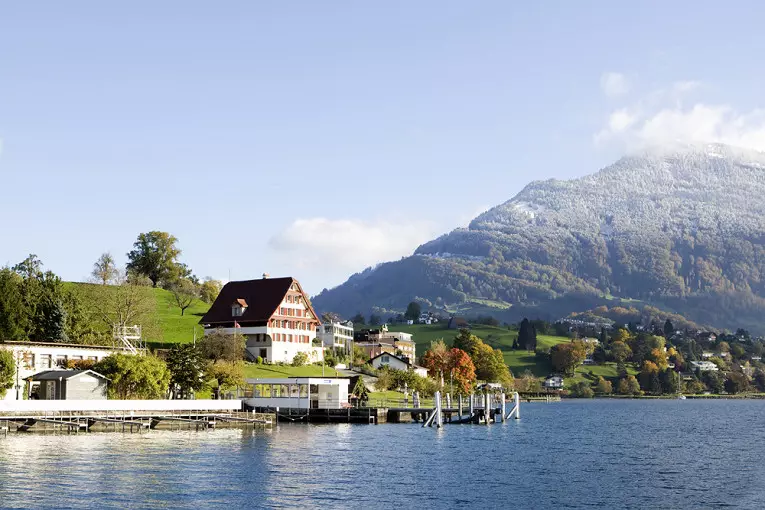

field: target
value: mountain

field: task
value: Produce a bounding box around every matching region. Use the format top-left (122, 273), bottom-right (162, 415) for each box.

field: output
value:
top-left (313, 143), bottom-right (765, 332)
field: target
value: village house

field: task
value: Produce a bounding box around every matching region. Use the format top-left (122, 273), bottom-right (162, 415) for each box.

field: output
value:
top-left (354, 326), bottom-right (416, 361)
top-left (544, 375), bottom-right (565, 390)
top-left (199, 276), bottom-right (323, 364)
top-left (369, 352), bottom-right (429, 378)
top-left (691, 361), bottom-right (719, 372)
top-left (0, 341), bottom-right (129, 401)
top-left (316, 320), bottom-right (354, 354)
top-left (448, 317), bottom-right (469, 330)
top-left (28, 370), bottom-right (109, 400)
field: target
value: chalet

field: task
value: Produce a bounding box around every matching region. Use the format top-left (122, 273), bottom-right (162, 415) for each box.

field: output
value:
top-left (690, 361), bottom-right (719, 372)
top-left (544, 375), bottom-right (564, 389)
top-left (369, 352), bottom-right (429, 377)
top-left (199, 276), bottom-right (322, 364)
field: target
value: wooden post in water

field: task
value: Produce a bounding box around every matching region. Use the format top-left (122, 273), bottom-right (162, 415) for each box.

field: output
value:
top-left (469, 393), bottom-right (474, 417)
top-left (514, 391), bottom-right (520, 419)
top-left (500, 393), bottom-right (506, 423)
top-left (458, 394), bottom-right (463, 421)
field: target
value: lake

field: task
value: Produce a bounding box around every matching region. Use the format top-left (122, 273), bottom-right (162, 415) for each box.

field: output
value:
top-left (1, 400), bottom-right (764, 509)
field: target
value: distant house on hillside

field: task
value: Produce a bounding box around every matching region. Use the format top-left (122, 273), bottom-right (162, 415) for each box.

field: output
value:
top-left (369, 352), bottom-right (429, 378)
top-left (544, 375), bottom-right (564, 389)
top-left (199, 275), bottom-right (323, 364)
top-left (448, 317), bottom-right (468, 330)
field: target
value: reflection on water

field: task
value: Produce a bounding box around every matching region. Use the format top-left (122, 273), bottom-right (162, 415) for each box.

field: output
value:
top-left (1, 400), bottom-right (765, 509)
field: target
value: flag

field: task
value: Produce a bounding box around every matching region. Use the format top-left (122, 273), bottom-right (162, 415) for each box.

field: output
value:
top-left (234, 321), bottom-right (241, 328)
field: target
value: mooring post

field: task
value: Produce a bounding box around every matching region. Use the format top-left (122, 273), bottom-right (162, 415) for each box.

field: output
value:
top-left (514, 392), bottom-right (520, 419)
top-left (458, 394), bottom-right (463, 421)
top-left (435, 391), bottom-right (442, 428)
top-left (500, 393), bottom-right (506, 423)
top-left (469, 393), bottom-right (474, 417)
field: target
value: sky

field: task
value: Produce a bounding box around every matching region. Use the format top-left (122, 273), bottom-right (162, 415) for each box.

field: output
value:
top-left (3, 1), bottom-right (765, 294)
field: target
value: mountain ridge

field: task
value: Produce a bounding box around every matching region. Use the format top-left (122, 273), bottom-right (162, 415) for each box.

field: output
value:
top-left (314, 143), bottom-right (765, 332)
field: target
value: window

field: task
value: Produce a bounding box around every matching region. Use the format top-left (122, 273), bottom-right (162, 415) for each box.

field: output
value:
top-left (232, 306), bottom-right (243, 317)
top-left (55, 355), bottom-right (67, 366)
top-left (299, 384), bottom-right (308, 398)
top-left (39, 354), bottom-right (51, 369)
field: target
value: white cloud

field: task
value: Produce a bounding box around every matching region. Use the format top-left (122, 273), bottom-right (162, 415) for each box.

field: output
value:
top-left (600, 72), bottom-right (630, 98)
top-left (268, 217), bottom-right (438, 288)
top-left (594, 79), bottom-right (765, 151)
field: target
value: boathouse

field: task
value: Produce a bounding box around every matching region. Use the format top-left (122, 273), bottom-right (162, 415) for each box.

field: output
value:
top-left (28, 370), bottom-right (109, 400)
top-left (242, 378), bottom-right (350, 410)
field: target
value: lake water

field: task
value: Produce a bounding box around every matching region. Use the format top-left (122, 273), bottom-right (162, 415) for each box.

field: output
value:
top-left (1, 400), bottom-right (764, 509)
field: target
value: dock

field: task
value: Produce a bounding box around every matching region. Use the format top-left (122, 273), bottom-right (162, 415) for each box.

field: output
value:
top-left (0, 399), bottom-right (274, 434)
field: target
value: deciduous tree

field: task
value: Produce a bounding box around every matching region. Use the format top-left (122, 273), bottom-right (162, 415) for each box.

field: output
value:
top-left (126, 231), bottom-right (183, 287)
top-left (199, 278), bottom-right (223, 304)
top-left (91, 253), bottom-right (118, 285)
top-left (0, 350), bottom-right (14, 399)
top-left (207, 360), bottom-right (245, 399)
top-left (94, 353), bottom-right (170, 399)
top-left (617, 375), bottom-right (641, 395)
top-left (404, 302), bottom-right (421, 322)
top-left (199, 329), bottom-right (245, 362)
top-left (166, 344), bottom-right (207, 399)
top-left (550, 341), bottom-right (587, 376)
top-left (170, 279), bottom-right (198, 316)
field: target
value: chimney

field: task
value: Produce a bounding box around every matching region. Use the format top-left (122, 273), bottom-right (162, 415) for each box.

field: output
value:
top-left (262, 273), bottom-right (269, 279)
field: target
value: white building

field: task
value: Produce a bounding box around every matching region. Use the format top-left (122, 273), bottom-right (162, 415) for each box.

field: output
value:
top-left (0, 341), bottom-right (129, 401)
top-left (316, 321), bottom-right (354, 353)
top-left (544, 375), bottom-right (565, 389)
top-left (691, 361), bottom-right (719, 372)
top-left (199, 276), bottom-right (323, 364)
top-left (369, 352), bottom-right (429, 378)
top-left (242, 377), bottom-right (350, 409)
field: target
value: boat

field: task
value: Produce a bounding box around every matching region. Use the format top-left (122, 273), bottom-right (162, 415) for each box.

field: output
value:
top-left (676, 395), bottom-right (686, 400)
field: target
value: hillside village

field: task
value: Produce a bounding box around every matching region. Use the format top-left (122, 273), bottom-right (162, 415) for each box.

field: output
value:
top-left (2, 231), bottom-right (765, 407)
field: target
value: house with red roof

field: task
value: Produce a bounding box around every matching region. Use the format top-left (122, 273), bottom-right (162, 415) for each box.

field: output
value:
top-left (199, 275), bottom-right (323, 364)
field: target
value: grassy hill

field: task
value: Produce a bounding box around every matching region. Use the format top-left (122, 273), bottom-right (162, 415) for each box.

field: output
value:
top-left (68, 282), bottom-right (209, 348)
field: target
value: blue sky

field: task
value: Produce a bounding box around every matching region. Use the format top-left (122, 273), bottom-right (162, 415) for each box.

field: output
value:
top-left (3, 1), bottom-right (765, 294)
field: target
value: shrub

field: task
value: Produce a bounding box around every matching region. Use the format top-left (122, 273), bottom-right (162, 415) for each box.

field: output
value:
top-left (292, 352), bottom-right (309, 367)
top-left (255, 356), bottom-right (263, 365)
top-left (569, 381), bottom-right (594, 398)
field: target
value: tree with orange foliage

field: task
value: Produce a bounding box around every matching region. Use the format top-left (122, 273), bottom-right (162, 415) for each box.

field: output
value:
top-left (447, 348), bottom-right (476, 395)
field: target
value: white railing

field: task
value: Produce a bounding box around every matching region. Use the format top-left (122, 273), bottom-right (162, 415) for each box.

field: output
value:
top-left (0, 400), bottom-right (242, 413)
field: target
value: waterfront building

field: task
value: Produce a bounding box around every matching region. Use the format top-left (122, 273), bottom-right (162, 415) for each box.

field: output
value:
top-left (242, 377), bottom-right (350, 409)
top-left (199, 276), bottom-right (323, 364)
top-left (28, 370), bottom-right (109, 400)
top-left (544, 375), bottom-right (565, 389)
top-left (0, 341), bottom-right (130, 401)
top-left (369, 352), bottom-right (428, 377)
top-left (354, 326), bottom-right (416, 361)
top-left (316, 321), bottom-right (354, 353)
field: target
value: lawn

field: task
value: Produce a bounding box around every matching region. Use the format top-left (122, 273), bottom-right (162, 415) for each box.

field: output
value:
top-left (243, 363), bottom-right (341, 379)
top-left (151, 288), bottom-right (208, 345)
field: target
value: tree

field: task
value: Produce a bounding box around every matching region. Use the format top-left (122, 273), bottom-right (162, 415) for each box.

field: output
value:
top-left (170, 279), bottom-right (198, 316)
top-left (471, 342), bottom-right (512, 385)
top-left (321, 312), bottom-right (340, 323)
top-left (663, 319), bottom-right (674, 338)
top-left (550, 341), bottom-right (587, 376)
top-left (0, 349), bottom-right (14, 399)
top-left (0, 268), bottom-right (27, 340)
top-left (617, 375), bottom-right (641, 396)
top-left (659, 368), bottom-right (680, 394)
top-left (404, 302), bottom-right (421, 322)
top-left (80, 270), bottom-right (157, 339)
top-left (724, 372), bottom-right (749, 394)
top-left (199, 329), bottom-right (245, 362)
top-left (166, 344), bottom-right (207, 399)
top-left (126, 231), bottom-right (183, 287)
top-left (199, 279), bottom-right (223, 304)
top-left (570, 381), bottom-right (594, 398)
top-left (447, 348), bottom-right (476, 395)
top-left (41, 299), bottom-right (69, 342)
top-left (594, 376), bottom-right (612, 395)
top-left (207, 360), bottom-right (244, 399)
top-left (518, 318), bottom-right (532, 350)
top-left (352, 377), bottom-right (369, 403)
top-left (701, 371), bottom-right (725, 394)
top-left (350, 312), bottom-right (366, 325)
top-left (452, 329), bottom-right (482, 355)
top-left (369, 314), bottom-right (381, 326)
top-left (292, 352), bottom-right (309, 367)
top-left (753, 369), bottom-right (765, 392)
top-left (421, 339), bottom-right (451, 378)
top-left (94, 353), bottom-right (171, 399)
top-left (91, 253), bottom-right (118, 285)
top-left (639, 361), bottom-right (662, 394)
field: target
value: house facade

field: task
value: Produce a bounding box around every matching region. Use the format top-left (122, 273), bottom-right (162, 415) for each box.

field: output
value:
top-left (544, 375), bottom-right (565, 389)
top-left (199, 276), bottom-right (323, 364)
top-left (0, 342), bottom-right (128, 401)
top-left (354, 326), bottom-right (416, 361)
top-left (369, 352), bottom-right (428, 378)
top-left (316, 321), bottom-right (354, 353)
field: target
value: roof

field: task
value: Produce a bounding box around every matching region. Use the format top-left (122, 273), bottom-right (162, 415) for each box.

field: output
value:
top-left (199, 277), bottom-right (319, 326)
top-left (369, 352), bottom-right (426, 370)
top-left (234, 298), bottom-right (248, 307)
top-left (28, 370), bottom-right (109, 381)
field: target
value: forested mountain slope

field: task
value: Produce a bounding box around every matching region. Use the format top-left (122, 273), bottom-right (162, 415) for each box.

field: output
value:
top-left (314, 143), bottom-right (765, 332)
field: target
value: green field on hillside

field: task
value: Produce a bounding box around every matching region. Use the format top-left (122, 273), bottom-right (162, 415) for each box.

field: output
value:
top-left (243, 363), bottom-right (341, 379)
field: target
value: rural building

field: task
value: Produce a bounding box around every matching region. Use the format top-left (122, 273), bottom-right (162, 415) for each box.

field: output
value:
top-left (690, 361), bottom-right (719, 372)
top-left (242, 377), bottom-right (350, 409)
top-left (354, 326), bottom-right (416, 361)
top-left (369, 352), bottom-right (429, 377)
top-left (0, 341), bottom-right (130, 401)
top-left (448, 317), bottom-right (468, 330)
top-left (28, 370), bottom-right (109, 400)
top-left (199, 276), bottom-right (323, 364)
top-left (544, 375), bottom-right (564, 389)
top-left (316, 321), bottom-right (354, 353)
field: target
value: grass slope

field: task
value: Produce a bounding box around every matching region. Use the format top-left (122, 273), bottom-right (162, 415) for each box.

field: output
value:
top-left (243, 363), bottom-right (341, 379)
